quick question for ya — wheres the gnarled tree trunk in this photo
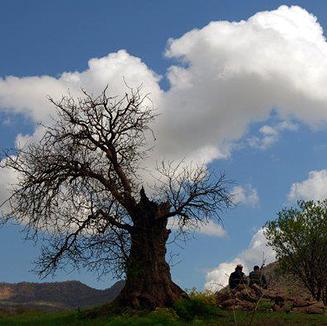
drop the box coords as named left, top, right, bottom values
left=114, top=196, right=186, bottom=309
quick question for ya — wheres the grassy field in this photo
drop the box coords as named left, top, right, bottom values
left=0, top=307, right=326, bottom=325
left=0, top=291, right=325, bottom=325
left=0, top=307, right=327, bottom=326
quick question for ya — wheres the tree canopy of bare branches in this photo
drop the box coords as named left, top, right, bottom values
left=1, top=86, right=232, bottom=309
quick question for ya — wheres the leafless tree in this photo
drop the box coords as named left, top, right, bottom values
left=1, top=87, right=232, bottom=309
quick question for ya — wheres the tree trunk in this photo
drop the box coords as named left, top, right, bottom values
left=114, top=199, right=186, bottom=309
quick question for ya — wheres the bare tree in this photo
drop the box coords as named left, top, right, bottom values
left=1, top=87, right=232, bottom=309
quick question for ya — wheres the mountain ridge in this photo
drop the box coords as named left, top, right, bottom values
left=0, top=279, right=124, bottom=312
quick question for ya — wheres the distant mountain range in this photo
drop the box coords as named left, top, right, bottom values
left=0, top=280, right=124, bottom=312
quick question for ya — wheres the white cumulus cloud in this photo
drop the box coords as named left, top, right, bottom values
left=0, top=158, right=19, bottom=210
left=204, top=229, right=276, bottom=291
left=231, top=185, right=259, bottom=206
left=0, top=50, right=162, bottom=124
left=2, top=6, right=327, bottom=210
left=168, top=218, right=226, bottom=237
left=288, top=170, right=327, bottom=202
left=248, top=121, right=298, bottom=149
left=159, top=5, right=327, bottom=163
left=2, top=6, right=327, bottom=167
left=193, top=220, right=226, bottom=237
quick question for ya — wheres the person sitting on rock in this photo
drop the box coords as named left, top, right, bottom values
left=249, top=265, right=267, bottom=289
left=229, top=264, right=247, bottom=290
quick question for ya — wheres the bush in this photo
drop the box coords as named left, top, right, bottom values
left=149, top=308, right=179, bottom=321
left=173, top=295, right=223, bottom=321
left=256, top=299, right=274, bottom=311
left=187, top=288, right=217, bottom=306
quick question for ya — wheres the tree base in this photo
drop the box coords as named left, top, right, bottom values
left=80, top=281, right=187, bottom=319
left=113, top=280, right=188, bottom=310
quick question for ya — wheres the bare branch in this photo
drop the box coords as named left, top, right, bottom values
left=153, top=161, right=233, bottom=227
left=0, top=86, right=232, bottom=291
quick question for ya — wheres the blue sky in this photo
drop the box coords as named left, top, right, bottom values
left=1, top=0, right=327, bottom=290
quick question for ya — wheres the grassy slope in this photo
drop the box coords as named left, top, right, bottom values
left=0, top=309, right=327, bottom=325
left=0, top=287, right=326, bottom=325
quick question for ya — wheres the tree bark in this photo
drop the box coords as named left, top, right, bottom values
left=114, top=199, right=186, bottom=309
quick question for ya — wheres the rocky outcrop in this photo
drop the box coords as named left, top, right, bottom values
left=216, top=284, right=325, bottom=314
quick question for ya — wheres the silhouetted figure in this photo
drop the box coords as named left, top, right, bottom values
left=249, top=265, right=267, bottom=289
left=229, top=264, right=247, bottom=289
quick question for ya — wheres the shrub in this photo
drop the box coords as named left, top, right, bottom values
left=173, top=296, right=223, bottom=321
left=256, top=299, right=274, bottom=311
left=187, top=288, right=217, bottom=306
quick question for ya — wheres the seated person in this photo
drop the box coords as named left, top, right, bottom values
left=229, top=264, right=247, bottom=289
left=249, top=265, right=267, bottom=289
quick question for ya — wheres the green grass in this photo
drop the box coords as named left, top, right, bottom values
left=0, top=309, right=327, bottom=326
left=0, top=294, right=326, bottom=326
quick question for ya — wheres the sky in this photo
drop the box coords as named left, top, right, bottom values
left=1, top=0, right=327, bottom=291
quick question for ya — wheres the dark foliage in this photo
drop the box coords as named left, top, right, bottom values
left=265, top=200, right=327, bottom=304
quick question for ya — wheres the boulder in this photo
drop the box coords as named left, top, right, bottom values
left=235, top=288, right=258, bottom=303
left=292, top=304, right=324, bottom=314
left=216, top=289, right=231, bottom=305
left=292, top=298, right=312, bottom=308
left=238, top=300, right=256, bottom=311
left=220, top=298, right=239, bottom=308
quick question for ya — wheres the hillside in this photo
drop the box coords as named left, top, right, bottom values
left=216, top=262, right=326, bottom=314
left=263, top=262, right=313, bottom=299
left=0, top=280, right=124, bottom=312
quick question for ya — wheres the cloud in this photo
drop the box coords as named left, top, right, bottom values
left=0, top=50, right=162, bottom=123
left=0, top=158, right=19, bottom=210
left=168, top=218, right=226, bottom=237
left=231, top=185, right=259, bottom=206
left=247, top=121, right=298, bottom=149
left=159, top=5, right=327, bottom=163
left=193, top=220, right=226, bottom=237
left=288, top=170, right=327, bottom=202
left=204, top=229, right=276, bottom=291
left=2, top=6, right=327, bottom=201
left=2, top=6, right=327, bottom=166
